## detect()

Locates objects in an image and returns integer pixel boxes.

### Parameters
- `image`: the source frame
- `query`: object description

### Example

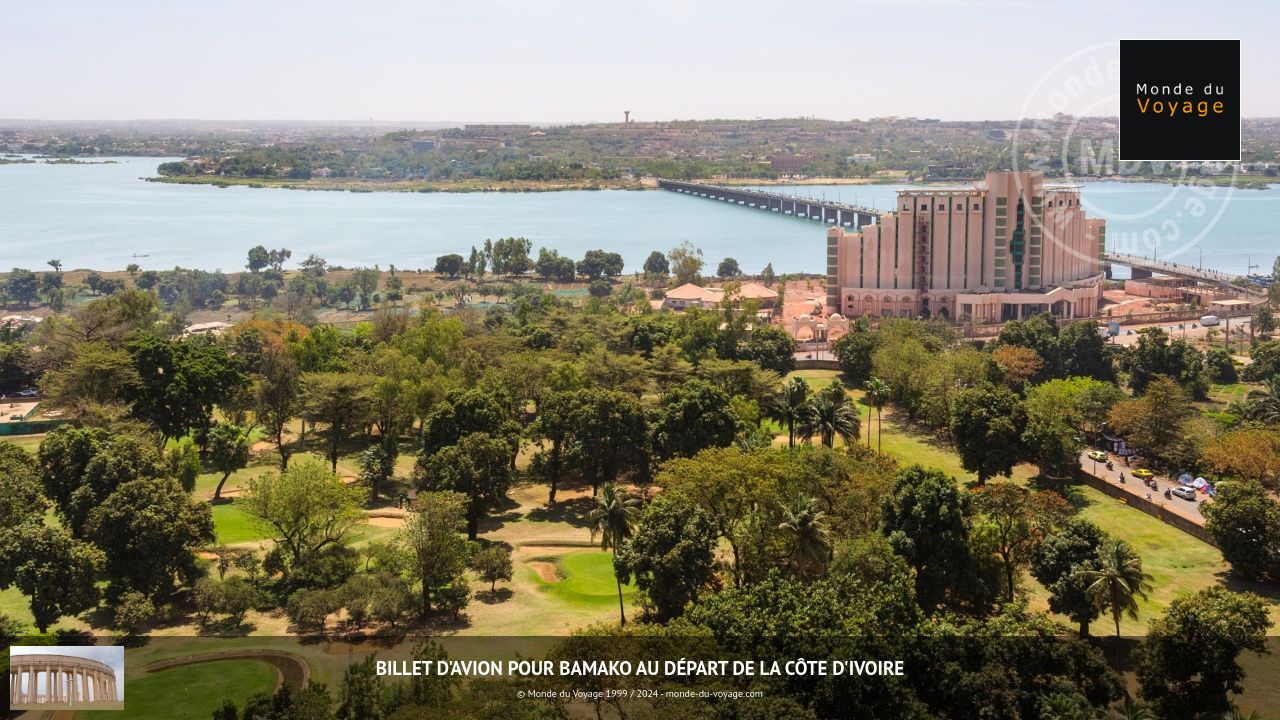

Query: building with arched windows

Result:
[826,171,1105,323]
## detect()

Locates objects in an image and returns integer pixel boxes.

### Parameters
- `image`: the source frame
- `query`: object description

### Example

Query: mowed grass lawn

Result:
[96,659,278,720]
[783,370,1280,635]
[455,548,637,635]
[528,551,637,608]
[211,501,273,545]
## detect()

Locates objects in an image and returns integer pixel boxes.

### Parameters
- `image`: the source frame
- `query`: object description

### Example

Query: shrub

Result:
[435,583,471,621]
[113,591,156,637]
[218,577,256,624]
[470,545,514,591]
[287,588,339,632]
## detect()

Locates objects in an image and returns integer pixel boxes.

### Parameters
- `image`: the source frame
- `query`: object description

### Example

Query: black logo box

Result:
[1119,39,1240,162]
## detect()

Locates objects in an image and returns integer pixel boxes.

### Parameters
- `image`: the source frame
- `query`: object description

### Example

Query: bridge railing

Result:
[1105,253,1242,283]
[657,179,883,217]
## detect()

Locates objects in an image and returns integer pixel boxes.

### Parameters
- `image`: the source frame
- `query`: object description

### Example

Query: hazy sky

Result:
[3,0,1275,122]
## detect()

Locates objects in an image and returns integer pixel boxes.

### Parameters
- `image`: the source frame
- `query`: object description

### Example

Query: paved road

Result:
[1078,450,1209,527]
[1106,317,1252,348]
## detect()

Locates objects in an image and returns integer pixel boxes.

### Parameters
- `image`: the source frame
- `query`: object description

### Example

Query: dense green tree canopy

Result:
[1030,518,1107,637]
[880,466,982,613]
[742,324,797,374]
[0,441,47,528]
[403,491,471,614]
[614,495,718,621]
[420,387,517,457]
[125,335,248,443]
[950,384,1026,484]
[1136,587,1273,720]
[1120,327,1208,398]
[1201,480,1280,582]
[0,523,104,633]
[85,477,215,599]
[243,459,368,574]
[652,379,736,460]
[38,426,168,536]
[301,372,374,471]
[418,432,513,540]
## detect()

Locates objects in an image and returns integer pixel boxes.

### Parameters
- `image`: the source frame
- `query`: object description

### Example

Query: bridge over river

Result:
[657,179,882,229]
[1104,252,1246,286]
[659,180,1252,292]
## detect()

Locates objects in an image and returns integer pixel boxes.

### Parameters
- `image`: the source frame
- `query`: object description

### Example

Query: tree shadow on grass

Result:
[196,617,255,637]
[54,628,97,645]
[478,498,524,534]
[82,604,115,630]
[883,408,953,449]
[423,612,472,635]
[1027,474,1091,510]
[524,496,596,527]
[1216,569,1280,605]
[476,588,513,605]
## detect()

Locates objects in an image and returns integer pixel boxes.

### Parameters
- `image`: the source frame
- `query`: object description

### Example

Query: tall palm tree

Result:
[767,376,812,448]
[777,495,831,581]
[864,377,891,453]
[587,483,640,625]
[1244,375,1280,424]
[799,395,860,448]
[1081,538,1153,666]
[819,378,848,404]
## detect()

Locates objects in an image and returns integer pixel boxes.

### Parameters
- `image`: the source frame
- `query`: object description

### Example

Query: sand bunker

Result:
[365,516,405,528]
[527,561,562,583]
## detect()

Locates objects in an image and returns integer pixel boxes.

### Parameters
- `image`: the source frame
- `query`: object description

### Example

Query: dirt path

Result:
[142,650,309,691]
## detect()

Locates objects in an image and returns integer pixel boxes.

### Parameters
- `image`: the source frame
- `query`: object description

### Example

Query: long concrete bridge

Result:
[657,179,882,229]
[1104,252,1244,286]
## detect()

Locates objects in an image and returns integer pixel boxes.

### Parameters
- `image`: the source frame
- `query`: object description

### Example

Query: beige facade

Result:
[9,653,118,705]
[827,171,1105,323]
[662,282,778,311]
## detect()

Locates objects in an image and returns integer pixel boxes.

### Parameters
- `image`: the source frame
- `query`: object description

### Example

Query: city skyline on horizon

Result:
[4,0,1278,122]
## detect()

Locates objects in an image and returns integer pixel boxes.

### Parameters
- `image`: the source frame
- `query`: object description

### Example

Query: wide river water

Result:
[1,157,1276,277]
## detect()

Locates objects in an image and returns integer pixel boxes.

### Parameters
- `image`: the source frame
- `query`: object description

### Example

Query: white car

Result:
[1171,486,1198,501]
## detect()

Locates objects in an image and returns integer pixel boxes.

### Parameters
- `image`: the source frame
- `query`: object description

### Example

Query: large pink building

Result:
[827,171,1105,323]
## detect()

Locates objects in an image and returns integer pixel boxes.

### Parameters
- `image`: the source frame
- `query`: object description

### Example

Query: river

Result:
[1,157,1275,277]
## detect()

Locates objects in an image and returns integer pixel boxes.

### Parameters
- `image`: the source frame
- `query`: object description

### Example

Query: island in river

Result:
[145,174,652,193]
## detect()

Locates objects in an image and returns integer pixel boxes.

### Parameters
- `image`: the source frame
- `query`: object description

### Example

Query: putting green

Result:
[210,501,272,545]
[528,551,636,607]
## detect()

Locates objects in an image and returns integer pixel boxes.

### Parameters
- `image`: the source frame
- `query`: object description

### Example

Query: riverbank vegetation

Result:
[16,117,1280,193]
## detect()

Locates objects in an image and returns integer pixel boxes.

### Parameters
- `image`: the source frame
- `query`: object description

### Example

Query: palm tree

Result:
[767,376,812,448]
[1082,538,1153,666]
[777,495,831,581]
[799,395,860,448]
[864,377,891,453]
[1244,375,1280,424]
[587,483,640,625]
[819,378,847,404]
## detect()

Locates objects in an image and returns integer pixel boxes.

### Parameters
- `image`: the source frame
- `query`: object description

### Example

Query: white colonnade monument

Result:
[9,652,119,705]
